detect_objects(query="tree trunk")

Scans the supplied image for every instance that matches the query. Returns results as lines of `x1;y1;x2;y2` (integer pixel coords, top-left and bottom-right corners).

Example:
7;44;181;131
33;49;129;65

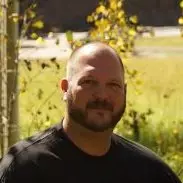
7;0;19;148
0;0;19;157
0;0;9;156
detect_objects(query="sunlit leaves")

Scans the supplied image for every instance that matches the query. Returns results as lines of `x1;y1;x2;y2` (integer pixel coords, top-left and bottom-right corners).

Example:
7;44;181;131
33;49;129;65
30;32;38;39
27;3;37;19
117;11;124;19
179;1;183;37
178;17;183;25
87;15;93;23
129;15;138;24
65;30;73;42
128;29;137;37
110;0;118;11
180;1;183;8
96;5;107;15
36;37;45;44
117;1;122;8
32;20;44;29
28;10;36;19
84;0;138;57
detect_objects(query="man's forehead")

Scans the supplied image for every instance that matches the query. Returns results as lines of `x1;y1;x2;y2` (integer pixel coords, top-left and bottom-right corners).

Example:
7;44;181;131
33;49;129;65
77;43;101;55
75;61;124;81
74;46;119;66
72;42;117;60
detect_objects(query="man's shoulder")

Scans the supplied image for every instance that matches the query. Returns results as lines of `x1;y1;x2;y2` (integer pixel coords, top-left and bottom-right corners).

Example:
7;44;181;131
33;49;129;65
12;123;59;154
0;123;62;173
112;133;181;183
112;133;161;161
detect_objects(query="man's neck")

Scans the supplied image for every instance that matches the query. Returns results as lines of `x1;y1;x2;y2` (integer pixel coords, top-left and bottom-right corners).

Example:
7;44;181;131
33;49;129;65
62;117;113;156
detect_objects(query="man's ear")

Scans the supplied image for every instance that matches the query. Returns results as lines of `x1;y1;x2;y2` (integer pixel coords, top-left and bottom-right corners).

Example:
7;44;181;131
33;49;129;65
60;79;69;101
60;78;68;92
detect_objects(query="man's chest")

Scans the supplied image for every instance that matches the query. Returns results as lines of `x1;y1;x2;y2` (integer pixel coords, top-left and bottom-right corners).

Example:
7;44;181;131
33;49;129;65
39;159;149;183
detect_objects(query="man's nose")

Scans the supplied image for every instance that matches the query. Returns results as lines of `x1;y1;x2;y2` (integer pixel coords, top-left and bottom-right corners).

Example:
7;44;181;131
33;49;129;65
93;85;109;100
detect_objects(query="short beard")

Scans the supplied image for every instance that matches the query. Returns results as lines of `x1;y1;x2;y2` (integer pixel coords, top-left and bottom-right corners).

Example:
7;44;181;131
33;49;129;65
67;92;126;132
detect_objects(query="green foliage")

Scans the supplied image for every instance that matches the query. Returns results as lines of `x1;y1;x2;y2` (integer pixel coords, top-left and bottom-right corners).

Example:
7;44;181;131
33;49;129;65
18;3;45;42
19;60;66;138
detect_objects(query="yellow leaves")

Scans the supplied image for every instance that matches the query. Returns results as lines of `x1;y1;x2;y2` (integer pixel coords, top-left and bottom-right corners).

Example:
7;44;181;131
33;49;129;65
96;5;107;15
89;30;97;39
30;33;38;39
32;20;44;29
116;38;124;47
71;40;83;50
128;29;137;37
65;31;73;42
178;17;183;25
129;16;138;24
28;10;36;19
109;40;117;49
75;0;138;60
30;3;37;9
94;18;110;31
117;11;124;19
87;15;93;23
36;37;45;44
117;1;122;8
178;1;183;37
110;0;118;11
180;1;183;8
94;20;100;27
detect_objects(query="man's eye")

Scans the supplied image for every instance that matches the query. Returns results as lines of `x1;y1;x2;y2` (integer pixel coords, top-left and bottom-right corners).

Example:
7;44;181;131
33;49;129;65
81;80;96;85
109;83;121;89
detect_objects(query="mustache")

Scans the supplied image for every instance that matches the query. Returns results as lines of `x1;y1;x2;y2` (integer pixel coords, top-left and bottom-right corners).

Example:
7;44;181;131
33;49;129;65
86;99;113;111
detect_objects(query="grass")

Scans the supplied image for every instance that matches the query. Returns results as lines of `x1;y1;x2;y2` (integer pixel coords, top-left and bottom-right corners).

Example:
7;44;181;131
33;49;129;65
126;56;183;122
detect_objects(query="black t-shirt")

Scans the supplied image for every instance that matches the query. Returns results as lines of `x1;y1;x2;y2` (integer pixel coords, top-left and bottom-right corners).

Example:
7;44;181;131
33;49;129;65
0;123;181;183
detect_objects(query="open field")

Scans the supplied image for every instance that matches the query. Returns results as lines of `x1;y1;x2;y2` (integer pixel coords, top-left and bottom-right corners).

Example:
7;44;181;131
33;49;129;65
127;56;183;122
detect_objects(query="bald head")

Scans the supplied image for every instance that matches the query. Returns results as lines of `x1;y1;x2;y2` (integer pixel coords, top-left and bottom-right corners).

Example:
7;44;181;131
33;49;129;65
66;42;124;81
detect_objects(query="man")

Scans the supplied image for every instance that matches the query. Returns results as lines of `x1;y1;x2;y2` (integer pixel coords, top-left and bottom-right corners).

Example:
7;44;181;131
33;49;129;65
0;42;181;183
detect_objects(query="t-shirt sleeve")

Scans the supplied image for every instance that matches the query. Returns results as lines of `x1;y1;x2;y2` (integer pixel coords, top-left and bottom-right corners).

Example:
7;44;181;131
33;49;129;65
0;147;40;183
161;164;182;183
